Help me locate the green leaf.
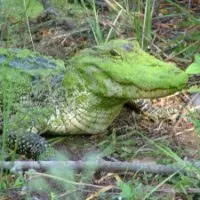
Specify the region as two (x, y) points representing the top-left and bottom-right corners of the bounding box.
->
(186, 54), (200, 75)
(117, 181), (133, 199)
(187, 86), (200, 93)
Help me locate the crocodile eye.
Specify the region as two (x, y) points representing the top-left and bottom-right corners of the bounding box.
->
(109, 49), (121, 57)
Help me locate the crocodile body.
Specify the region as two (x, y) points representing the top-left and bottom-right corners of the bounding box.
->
(0, 39), (188, 159)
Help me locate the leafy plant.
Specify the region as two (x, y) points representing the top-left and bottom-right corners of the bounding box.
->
(1, 0), (42, 20)
(81, 0), (104, 44)
(117, 180), (144, 200)
(186, 54), (200, 75)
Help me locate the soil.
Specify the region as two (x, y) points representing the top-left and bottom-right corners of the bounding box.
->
(1, 0), (200, 199)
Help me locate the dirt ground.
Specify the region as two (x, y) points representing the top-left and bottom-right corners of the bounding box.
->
(1, 0), (200, 199)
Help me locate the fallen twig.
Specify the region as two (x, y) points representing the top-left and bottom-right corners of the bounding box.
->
(1, 160), (200, 175)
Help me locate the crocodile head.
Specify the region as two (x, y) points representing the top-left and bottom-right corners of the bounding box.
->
(73, 39), (188, 100)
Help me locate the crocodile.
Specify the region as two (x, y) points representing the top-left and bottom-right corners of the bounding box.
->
(0, 39), (188, 159)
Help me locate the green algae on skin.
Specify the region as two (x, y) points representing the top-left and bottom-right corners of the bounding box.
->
(0, 39), (188, 136)
(70, 39), (188, 99)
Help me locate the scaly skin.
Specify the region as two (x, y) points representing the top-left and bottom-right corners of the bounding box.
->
(0, 39), (188, 159)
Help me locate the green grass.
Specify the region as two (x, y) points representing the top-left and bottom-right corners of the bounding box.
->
(81, 0), (104, 44)
(0, 0), (200, 199)
(1, 0), (43, 20)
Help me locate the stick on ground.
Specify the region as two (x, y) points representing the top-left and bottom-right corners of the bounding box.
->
(1, 160), (200, 175)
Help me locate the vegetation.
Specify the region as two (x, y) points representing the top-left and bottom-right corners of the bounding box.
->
(0, 0), (200, 199)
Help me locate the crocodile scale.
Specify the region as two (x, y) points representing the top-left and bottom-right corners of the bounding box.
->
(0, 39), (188, 159)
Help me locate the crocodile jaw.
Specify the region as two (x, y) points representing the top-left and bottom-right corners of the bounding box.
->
(46, 92), (124, 134)
(47, 106), (121, 134)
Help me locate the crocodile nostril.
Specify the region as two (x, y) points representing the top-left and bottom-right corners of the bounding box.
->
(175, 71), (182, 75)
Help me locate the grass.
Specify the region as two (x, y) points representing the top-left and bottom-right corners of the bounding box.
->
(0, 0), (200, 199)
(0, 0), (43, 47)
(81, 0), (104, 44)
(1, 0), (42, 20)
